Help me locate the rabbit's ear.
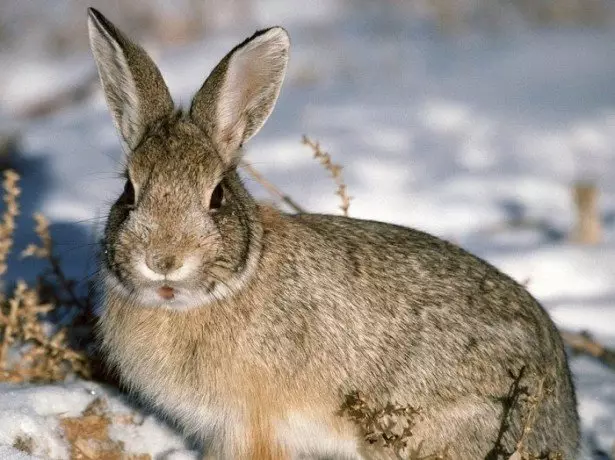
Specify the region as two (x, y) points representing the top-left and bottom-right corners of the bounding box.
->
(87, 8), (173, 152)
(190, 27), (289, 165)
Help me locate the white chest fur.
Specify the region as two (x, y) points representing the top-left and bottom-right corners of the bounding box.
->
(130, 371), (363, 459)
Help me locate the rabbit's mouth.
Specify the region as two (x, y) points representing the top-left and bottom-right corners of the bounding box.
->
(150, 281), (214, 303)
(102, 240), (262, 310)
(107, 271), (226, 310)
(157, 285), (175, 300)
(126, 282), (207, 310)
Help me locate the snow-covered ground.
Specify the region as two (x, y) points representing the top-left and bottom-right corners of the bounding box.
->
(1, 2), (614, 458)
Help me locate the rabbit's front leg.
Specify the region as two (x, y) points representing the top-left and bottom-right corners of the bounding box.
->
(201, 420), (289, 460)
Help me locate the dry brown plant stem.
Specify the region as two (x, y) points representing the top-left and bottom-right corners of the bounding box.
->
(240, 160), (305, 213)
(0, 290), (19, 367)
(560, 330), (615, 371)
(0, 170), (20, 284)
(571, 181), (601, 245)
(19, 73), (99, 120)
(22, 213), (92, 311)
(0, 170), (21, 368)
(302, 135), (352, 216)
(514, 378), (545, 457)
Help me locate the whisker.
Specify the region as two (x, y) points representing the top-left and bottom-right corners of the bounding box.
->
(59, 216), (109, 225)
(207, 270), (234, 295)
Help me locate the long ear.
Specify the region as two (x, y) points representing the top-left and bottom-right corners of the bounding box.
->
(190, 27), (289, 165)
(87, 8), (173, 152)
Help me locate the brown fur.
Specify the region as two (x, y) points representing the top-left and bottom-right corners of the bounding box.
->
(88, 8), (580, 460)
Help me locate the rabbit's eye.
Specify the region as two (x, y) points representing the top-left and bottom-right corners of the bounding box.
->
(209, 183), (224, 210)
(122, 179), (135, 207)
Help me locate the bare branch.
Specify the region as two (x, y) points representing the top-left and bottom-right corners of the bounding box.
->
(240, 160), (305, 213)
(302, 135), (352, 216)
(561, 330), (615, 371)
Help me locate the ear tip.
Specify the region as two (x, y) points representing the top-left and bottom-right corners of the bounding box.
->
(86, 7), (104, 35)
(87, 7), (102, 23)
(268, 26), (289, 37)
(87, 7), (115, 37)
(248, 27), (290, 51)
(264, 26), (290, 48)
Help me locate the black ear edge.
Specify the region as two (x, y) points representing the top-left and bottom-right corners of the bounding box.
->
(230, 26), (290, 54)
(87, 8), (127, 50)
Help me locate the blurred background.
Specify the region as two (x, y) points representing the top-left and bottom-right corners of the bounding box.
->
(1, 0), (615, 458)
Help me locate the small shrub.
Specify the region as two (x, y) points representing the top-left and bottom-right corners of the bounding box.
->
(0, 170), (93, 383)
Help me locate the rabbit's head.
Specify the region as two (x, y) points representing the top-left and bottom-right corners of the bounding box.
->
(88, 8), (289, 309)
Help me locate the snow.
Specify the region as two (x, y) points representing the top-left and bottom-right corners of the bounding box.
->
(1, 2), (614, 458)
(0, 382), (197, 458)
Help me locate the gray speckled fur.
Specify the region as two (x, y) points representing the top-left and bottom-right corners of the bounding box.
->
(88, 8), (579, 460)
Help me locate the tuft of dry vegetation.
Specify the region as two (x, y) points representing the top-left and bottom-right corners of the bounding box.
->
(12, 434), (35, 454)
(339, 391), (452, 459)
(0, 169), (19, 278)
(302, 135), (352, 216)
(0, 170), (92, 383)
(60, 397), (150, 460)
(340, 372), (566, 460)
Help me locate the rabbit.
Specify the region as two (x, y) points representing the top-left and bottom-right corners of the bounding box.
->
(87, 7), (580, 460)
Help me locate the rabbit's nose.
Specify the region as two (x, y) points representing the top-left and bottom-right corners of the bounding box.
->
(145, 253), (182, 276)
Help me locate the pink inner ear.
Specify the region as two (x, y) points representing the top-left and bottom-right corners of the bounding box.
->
(213, 28), (289, 151)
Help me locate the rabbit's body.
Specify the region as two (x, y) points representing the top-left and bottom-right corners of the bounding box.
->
(88, 8), (579, 459)
(100, 206), (578, 459)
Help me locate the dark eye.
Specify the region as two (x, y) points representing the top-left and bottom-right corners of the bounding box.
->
(209, 183), (224, 210)
(122, 179), (135, 207)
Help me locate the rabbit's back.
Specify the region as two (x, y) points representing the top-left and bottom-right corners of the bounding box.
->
(240, 209), (579, 458)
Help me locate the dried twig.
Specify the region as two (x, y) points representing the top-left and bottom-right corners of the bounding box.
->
(19, 73), (98, 119)
(571, 181), (601, 245)
(506, 375), (563, 460)
(0, 170), (20, 283)
(302, 135), (352, 216)
(0, 283), (21, 368)
(340, 391), (451, 459)
(240, 160), (305, 213)
(514, 378), (545, 457)
(560, 330), (615, 371)
(489, 367), (528, 459)
(22, 213), (91, 311)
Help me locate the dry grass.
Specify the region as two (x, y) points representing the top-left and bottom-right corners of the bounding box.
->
(242, 136), (352, 216)
(60, 397), (151, 460)
(12, 434), (34, 454)
(340, 391), (452, 459)
(340, 377), (562, 460)
(508, 377), (564, 460)
(302, 135), (352, 217)
(0, 170), (92, 383)
(0, 170), (19, 279)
